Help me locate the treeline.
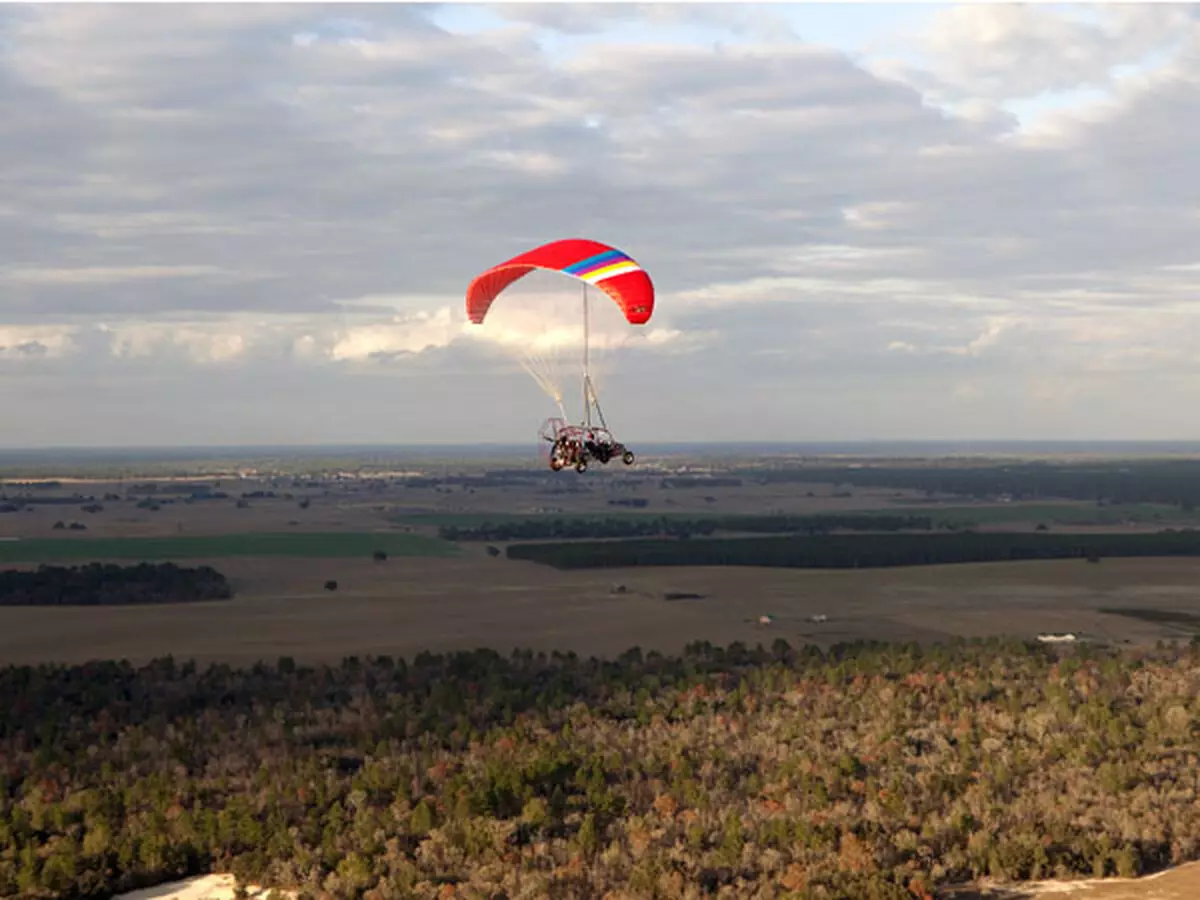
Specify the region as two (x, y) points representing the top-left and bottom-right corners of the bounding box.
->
(736, 460), (1200, 508)
(3, 640), (1200, 898)
(1, 491), (231, 512)
(0, 495), (99, 506)
(402, 472), (544, 490)
(441, 513), (936, 542)
(660, 476), (744, 489)
(128, 482), (222, 495)
(506, 530), (1200, 570)
(0, 562), (232, 607)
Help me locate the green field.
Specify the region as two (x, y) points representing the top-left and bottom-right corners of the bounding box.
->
(0, 532), (459, 563)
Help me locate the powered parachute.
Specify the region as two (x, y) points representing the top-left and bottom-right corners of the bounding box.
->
(465, 238), (655, 472)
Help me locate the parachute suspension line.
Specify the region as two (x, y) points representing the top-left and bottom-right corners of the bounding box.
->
(580, 281), (609, 432)
(517, 353), (568, 421)
(582, 280), (590, 429)
(592, 383), (609, 431)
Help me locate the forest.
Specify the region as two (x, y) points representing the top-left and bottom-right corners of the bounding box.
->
(2, 639), (1200, 899)
(439, 514), (936, 543)
(0, 562), (232, 606)
(505, 529), (1200, 570)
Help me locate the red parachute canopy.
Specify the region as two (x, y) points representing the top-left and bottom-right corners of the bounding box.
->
(466, 238), (654, 326)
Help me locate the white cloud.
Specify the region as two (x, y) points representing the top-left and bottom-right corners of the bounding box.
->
(329, 308), (465, 362)
(0, 325), (76, 359)
(102, 321), (252, 364)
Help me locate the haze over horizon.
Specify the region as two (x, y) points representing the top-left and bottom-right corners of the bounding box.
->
(4, 2), (1200, 448)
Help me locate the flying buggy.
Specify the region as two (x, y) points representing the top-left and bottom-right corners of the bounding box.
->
(540, 418), (636, 473)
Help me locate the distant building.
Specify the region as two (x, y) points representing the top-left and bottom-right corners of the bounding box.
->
(1037, 633), (1078, 643)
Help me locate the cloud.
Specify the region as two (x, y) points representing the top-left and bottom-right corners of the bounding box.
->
(330, 308), (464, 362)
(2, 3), (1200, 443)
(0, 325), (75, 360)
(917, 4), (1199, 100)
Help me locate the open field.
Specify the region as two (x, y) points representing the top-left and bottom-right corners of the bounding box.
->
(0, 531), (456, 563)
(6, 460), (1199, 548)
(0, 480), (397, 539)
(3, 475), (930, 540)
(3, 553), (1200, 666)
(4, 454), (1200, 665)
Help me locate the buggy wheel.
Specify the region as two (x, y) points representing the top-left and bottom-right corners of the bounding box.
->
(622, 450), (635, 465)
(549, 457), (564, 471)
(575, 459), (588, 473)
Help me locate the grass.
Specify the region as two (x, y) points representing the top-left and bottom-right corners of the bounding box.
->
(0, 532), (460, 563)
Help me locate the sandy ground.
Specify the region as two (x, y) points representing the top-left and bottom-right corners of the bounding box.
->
(945, 861), (1200, 898)
(116, 874), (291, 900)
(2, 552), (1198, 667)
(114, 863), (1200, 900)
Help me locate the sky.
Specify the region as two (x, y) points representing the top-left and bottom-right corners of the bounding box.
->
(3, 1), (1200, 447)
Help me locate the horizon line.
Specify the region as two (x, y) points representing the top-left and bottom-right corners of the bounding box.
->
(5, 439), (1200, 454)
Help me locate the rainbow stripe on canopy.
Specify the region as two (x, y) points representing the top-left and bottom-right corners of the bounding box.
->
(562, 249), (642, 285)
